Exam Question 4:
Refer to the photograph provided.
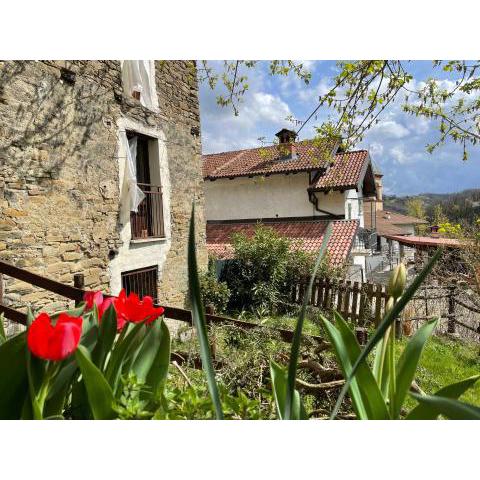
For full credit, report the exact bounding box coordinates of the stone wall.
[0,60,207,333]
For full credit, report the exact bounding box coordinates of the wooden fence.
[0,259,329,348]
[292,278,388,326]
[292,277,480,340]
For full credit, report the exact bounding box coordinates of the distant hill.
[384,188,480,225]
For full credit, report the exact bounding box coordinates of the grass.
[396,334,480,408]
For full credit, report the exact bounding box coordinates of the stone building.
[0,60,207,332]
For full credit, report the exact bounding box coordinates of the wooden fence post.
[447,283,457,334]
[73,273,85,306]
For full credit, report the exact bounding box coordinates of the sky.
[198,61,480,196]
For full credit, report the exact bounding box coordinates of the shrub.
[199,270,230,314]
[220,225,342,315]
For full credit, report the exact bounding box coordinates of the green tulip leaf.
[393,318,438,418]
[188,203,224,420]
[0,333,29,419]
[407,375,480,420]
[330,248,443,419]
[91,305,117,370]
[410,393,480,420]
[75,345,116,420]
[105,322,145,391]
[270,360,307,420]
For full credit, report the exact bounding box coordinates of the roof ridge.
[202,137,340,159]
[208,149,251,177]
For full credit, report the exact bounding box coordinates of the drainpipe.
[308,191,343,218]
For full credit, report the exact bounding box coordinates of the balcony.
[130,183,165,240]
[351,227,377,254]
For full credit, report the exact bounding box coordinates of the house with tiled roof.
[363,166,428,264]
[202,128,379,281]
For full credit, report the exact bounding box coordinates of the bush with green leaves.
[220,225,342,315]
[198,270,230,314]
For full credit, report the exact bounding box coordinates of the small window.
[121,266,158,302]
[121,60,158,111]
[347,203,352,220]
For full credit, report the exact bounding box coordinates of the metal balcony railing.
[352,227,377,252]
[130,183,165,240]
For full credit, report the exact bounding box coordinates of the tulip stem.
[388,299,398,419]
[36,362,60,419]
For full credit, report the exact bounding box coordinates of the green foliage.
[220,225,341,315]
[406,197,427,221]
[188,204,224,419]
[199,270,230,314]
[322,257,480,419]
[154,385,262,420]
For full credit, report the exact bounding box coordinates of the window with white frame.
[121,60,159,112]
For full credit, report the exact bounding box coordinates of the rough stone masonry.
[0,60,207,334]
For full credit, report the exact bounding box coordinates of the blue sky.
[198,61,480,196]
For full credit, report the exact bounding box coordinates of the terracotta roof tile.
[364,208,428,236]
[309,150,369,191]
[206,219,359,267]
[202,138,339,179]
[383,235,464,248]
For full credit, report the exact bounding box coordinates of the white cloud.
[370,120,409,139]
[389,145,408,164]
[369,142,384,158]
[245,92,291,124]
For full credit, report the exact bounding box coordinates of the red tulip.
[27,312,83,361]
[83,290,114,321]
[113,289,165,330]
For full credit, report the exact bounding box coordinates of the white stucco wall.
[344,187,364,227]
[108,117,172,295]
[205,174,349,221]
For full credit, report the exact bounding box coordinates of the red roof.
[309,150,369,191]
[364,208,428,236]
[202,138,339,179]
[206,219,359,266]
[383,235,464,248]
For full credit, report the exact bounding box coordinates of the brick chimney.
[374,171,383,211]
[275,128,297,160]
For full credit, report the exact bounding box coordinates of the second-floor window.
[121,131,165,240]
[129,132,165,240]
[121,60,158,112]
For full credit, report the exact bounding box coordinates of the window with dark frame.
[126,131,165,240]
[121,266,158,303]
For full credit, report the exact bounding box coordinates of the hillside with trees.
[384,188,480,225]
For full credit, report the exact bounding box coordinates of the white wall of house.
[205,173,349,221]
[344,187,364,227]
[109,117,172,295]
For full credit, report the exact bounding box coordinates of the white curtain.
[121,60,156,111]
[120,131,145,223]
